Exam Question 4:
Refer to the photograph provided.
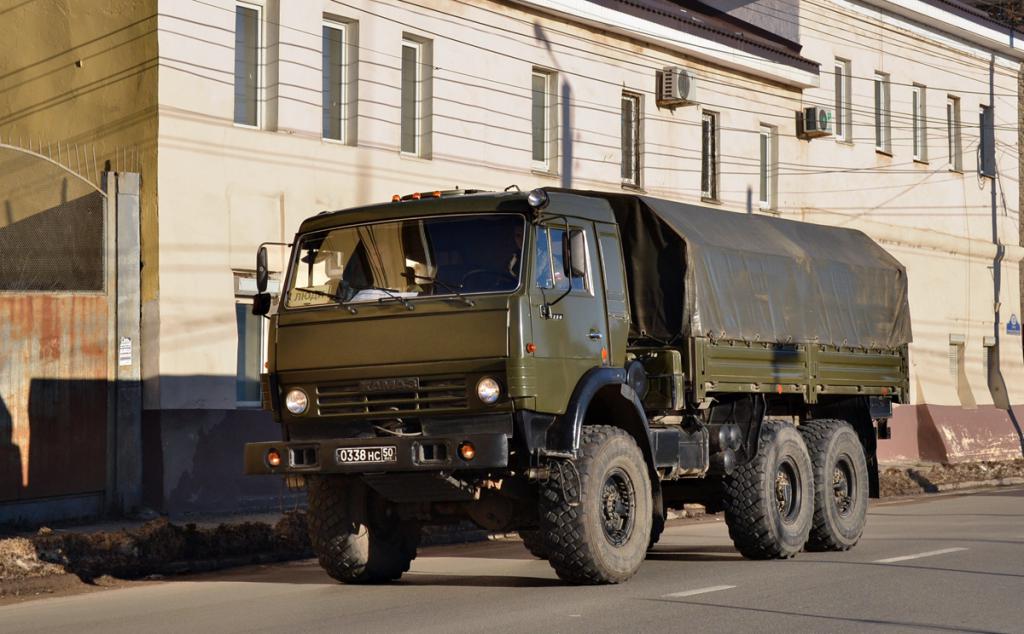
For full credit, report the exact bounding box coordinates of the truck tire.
[539,425,652,584]
[723,421,813,559]
[518,530,550,559]
[306,476,419,583]
[799,419,869,551]
[647,511,665,551]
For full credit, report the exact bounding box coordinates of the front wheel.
[306,476,419,584]
[723,421,814,559]
[539,425,652,584]
[800,419,869,551]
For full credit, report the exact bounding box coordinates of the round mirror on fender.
[256,246,269,293]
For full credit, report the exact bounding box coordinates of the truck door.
[529,221,608,412]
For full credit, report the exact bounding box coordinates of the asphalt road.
[3,487,1023,633]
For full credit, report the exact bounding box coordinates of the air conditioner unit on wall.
[799,106,833,139]
[657,66,696,107]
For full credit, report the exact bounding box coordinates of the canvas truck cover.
[576,192,912,349]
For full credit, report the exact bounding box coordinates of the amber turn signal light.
[266,449,282,468]
[459,442,476,461]
[526,342,537,353]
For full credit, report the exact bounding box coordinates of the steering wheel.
[459,268,517,290]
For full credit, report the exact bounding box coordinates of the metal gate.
[0,142,140,524]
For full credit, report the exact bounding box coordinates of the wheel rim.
[832,456,855,518]
[601,467,636,547]
[774,458,802,524]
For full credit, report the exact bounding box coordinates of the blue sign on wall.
[1008,314,1022,336]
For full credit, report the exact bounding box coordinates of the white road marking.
[873,547,968,564]
[663,585,737,598]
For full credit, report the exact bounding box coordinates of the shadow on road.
[645,544,743,562]
[645,598,1007,634]
[398,573,562,588]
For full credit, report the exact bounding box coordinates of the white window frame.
[874,72,891,153]
[233,1,263,129]
[947,95,962,172]
[531,69,557,173]
[621,92,642,188]
[400,36,431,158]
[758,124,776,211]
[701,110,719,201]
[912,84,927,162]
[834,59,852,142]
[322,19,350,143]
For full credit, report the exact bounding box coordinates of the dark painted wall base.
[880,404,1024,464]
[0,492,104,528]
[143,408,301,515]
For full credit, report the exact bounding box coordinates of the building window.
[701,111,718,200]
[400,36,431,157]
[620,93,641,187]
[759,125,775,210]
[234,3,261,127]
[948,335,975,408]
[947,96,962,172]
[874,72,891,153]
[236,302,264,404]
[912,84,927,162]
[834,59,851,142]
[979,104,995,177]
[235,274,277,405]
[532,69,556,172]
[322,22,347,142]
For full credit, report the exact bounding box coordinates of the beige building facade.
[2,0,1022,513]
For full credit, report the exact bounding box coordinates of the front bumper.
[244,432,509,475]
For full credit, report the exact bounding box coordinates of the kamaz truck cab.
[246,188,910,585]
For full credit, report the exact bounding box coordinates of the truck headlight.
[285,389,309,415]
[476,377,501,404]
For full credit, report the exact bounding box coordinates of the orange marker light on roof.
[391,194,401,202]
[432,191,442,198]
[411,192,421,200]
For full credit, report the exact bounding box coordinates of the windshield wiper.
[349,285,416,311]
[292,286,358,314]
[406,273,476,307]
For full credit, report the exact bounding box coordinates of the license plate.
[336,446,397,465]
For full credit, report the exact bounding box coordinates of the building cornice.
[509,0,821,89]
[861,0,1024,59]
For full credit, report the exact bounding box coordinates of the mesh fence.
[0,147,105,292]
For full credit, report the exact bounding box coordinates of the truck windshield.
[286,214,526,308]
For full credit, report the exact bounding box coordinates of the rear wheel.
[800,419,869,551]
[306,476,419,583]
[539,425,652,584]
[723,421,814,559]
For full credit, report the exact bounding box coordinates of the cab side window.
[536,226,588,292]
[535,226,554,289]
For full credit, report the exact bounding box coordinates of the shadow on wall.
[1,379,109,527]
[144,375,299,516]
[1,376,296,526]
[0,394,22,504]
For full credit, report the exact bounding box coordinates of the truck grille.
[315,376,468,418]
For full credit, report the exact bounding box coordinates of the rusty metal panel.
[0,295,109,501]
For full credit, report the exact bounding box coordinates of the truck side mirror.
[563,229,587,279]
[256,246,269,293]
[252,292,272,316]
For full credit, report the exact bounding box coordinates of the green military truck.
[245,188,910,585]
